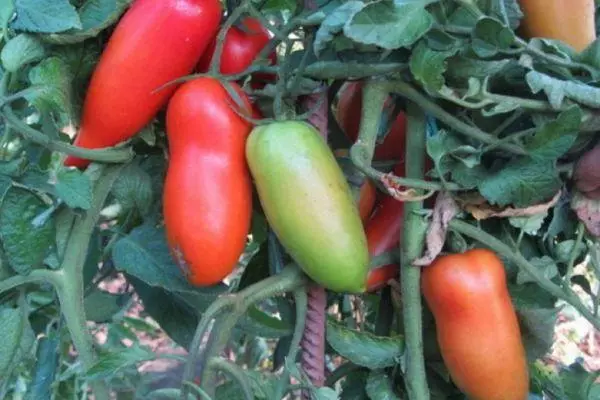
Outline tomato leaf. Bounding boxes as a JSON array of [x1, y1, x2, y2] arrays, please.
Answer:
[[86, 342, 155, 380], [11, 0, 82, 33], [479, 158, 561, 207], [517, 307, 558, 361], [111, 163, 153, 217], [517, 256, 558, 285], [112, 222, 226, 295], [508, 212, 548, 235], [0, 186, 55, 274], [525, 107, 581, 162], [43, 0, 130, 45], [55, 168, 92, 210], [409, 41, 457, 94], [0, 33, 45, 72], [365, 370, 400, 400], [26, 57, 74, 126], [526, 71, 600, 109], [326, 319, 404, 369], [84, 289, 131, 323], [344, 0, 434, 50], [0, 307, 35, 377], [340, 370, 369, 399], [215, 370, 279, 400], [314, 1, 364, 56], [471, 17, 516, 57]]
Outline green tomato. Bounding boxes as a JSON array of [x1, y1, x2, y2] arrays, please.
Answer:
[[246, 120, 369, 293]]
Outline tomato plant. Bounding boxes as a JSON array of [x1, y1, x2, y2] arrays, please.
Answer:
[[0, 1, 599, 399]]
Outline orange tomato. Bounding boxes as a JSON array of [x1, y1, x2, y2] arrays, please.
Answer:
[[421, 249, 529, 400], [518, 0, 596, 51]]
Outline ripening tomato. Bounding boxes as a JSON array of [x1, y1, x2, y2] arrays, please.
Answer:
[[335, 81, 407, 160], [518, 0, 596, 52], [197, 17, 276, 88], [163, 77, 253, 286], [364, 161, 405, 291], [422, 249, 529, 400], [574, 142, 600, 199], [64, 0, 222, 168], [246, 121, 369, 293], [357, 180, 377, 223]]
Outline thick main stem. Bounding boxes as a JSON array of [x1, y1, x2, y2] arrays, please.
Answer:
[[401, 102, 430, 400], [56, 165, 123, 400]]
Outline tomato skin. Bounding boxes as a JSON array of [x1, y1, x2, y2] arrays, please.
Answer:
[[574, 142, 600, 199], [366, 264, 398, 292], [246, 121, 369, 293], [357, 179, 377, 223], [519, 0, 596, 52], [422, 249, 529, 400], [197, 17, 276, 87], [64, 0, 222, 168], [163, 77, 253, 287], [336, 81, 406, 160]]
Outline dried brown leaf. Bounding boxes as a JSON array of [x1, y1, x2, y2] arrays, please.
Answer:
[[457, 191, 561, 220]]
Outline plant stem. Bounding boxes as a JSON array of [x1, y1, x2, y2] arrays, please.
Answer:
[[2, 106, 133, 163], [207, 358, 253, 400], [209, 2, 249, 76], [565, 221, 585, 283], [56, 164, 122, 400], [449, 219, 600, 331], [275, 288, 308, 398], [385, 80, 527, 155], [0, 269, 60, 295], [401, 102, 430, 400]]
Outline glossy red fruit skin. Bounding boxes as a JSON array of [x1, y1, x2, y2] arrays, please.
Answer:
[[163, 77, 253, 287], [364, 161, 405, 291], [574, 142, 600, 199], [421, 249, 529, 400], [64, 0, 222, 168], [336, 81, 407, 161], [197, 17, 276, 88]]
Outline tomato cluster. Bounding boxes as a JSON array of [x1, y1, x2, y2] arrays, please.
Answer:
[[65, 1, 532, 396]]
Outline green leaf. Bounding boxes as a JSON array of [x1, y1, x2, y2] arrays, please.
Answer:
[[215, 370, 278, 400], [560, 363, 600, 400], [86, 343, 155, 380], [344, 0, 434, 50], [0, 307, 35, 377], [84, 289, 131, 323], [517, 307, 558, 361], [340, 370, 369, 400], [112, 222, 226, 295], [365, 370, 400, 400], [409, 41, 457, 94], [479, 158, 561, 207], [471, 16, 516, 57], [43, 0, 131, 45], [450, 162, 488, 189], [111, 163, 153, 217], [326, 319, 404, 369], [11, 0, 81, 33], [236, 306, 294, 339], [55, 168, 92, 209], [488, 0, 523, 30], [0, 186, 55, 274], [526, 70, 600, 109], [27, 57, 73, 125], [554, 240, 586, 264], [1, 33, 45, 72], [0, 1, 15, 32], [314, 1, 364, 56], [25, 331, 60, 400], [508, 212, 548, 235], [526, 107, 581, 161], [517, 256, 559, 285], [446, 55, 511, 81]]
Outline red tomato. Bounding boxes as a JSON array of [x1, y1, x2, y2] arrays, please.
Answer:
[[197, 17, 276, 88], [163, 77, 253, 286], [422, 249, 529, 400], [64, 0, 222, 168], [357, 179, 377, 223], [364, 161, 405, 291], [335, 81, 406, 161]]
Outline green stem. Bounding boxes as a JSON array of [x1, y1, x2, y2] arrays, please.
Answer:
[[274, 288, 308, 398], [514, 37, 598, 75], [209, 2, 249, 76], [385, 80, 527, 156], [401, 102, 430, 400], [449, 219, 600, 331], [565, 222, 585, 283], [0, 269, 60, 295], [56, 164, 122, 400], [324, 362, 361, 387], [181, 266, 306, 399], [206, 359, 253, 400], [2, 107, 133, 163], [480, 128, 536, 153]]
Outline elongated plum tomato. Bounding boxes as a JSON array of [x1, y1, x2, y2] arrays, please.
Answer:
[[246, 121, 369, 293], [422, 249, 529, 400], [197, 17, 276, 89], [163, 77, 253, 286], [518, 0, 596, 52], [64, 0, 222, 168]]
